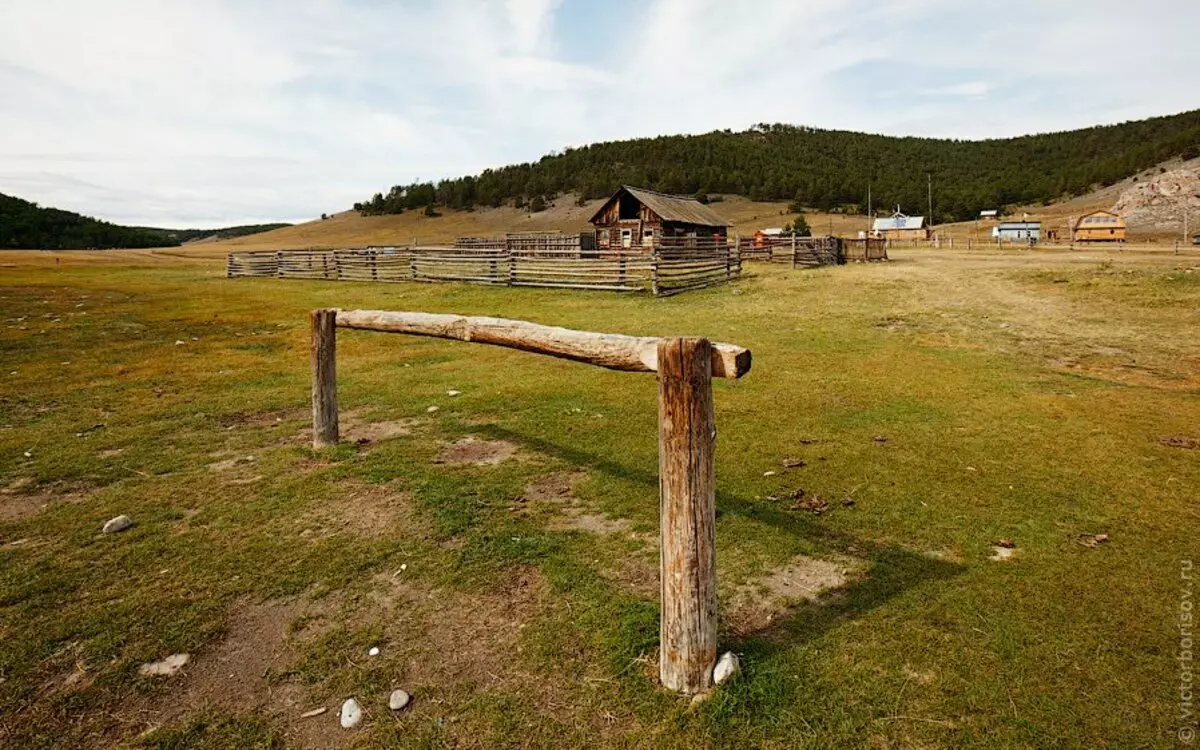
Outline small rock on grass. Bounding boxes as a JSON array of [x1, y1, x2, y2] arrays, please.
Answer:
[[389, 689, 411, 711], [713, 651, 740, 685], [139, 653, 190, 677], [1079, 533, 1110, 548], [102, 515, 133, 534], [340, 697, 363, 729]]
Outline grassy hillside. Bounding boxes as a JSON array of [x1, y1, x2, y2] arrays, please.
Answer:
[[0, 192, 289, 250], [356, 110, 1200, 223]]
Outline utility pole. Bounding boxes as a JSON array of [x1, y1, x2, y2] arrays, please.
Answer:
[[867, 181, 872, 237], [927, 173, 933, 226]]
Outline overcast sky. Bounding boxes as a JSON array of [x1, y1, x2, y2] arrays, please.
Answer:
[[2, 0, 1199, 228]]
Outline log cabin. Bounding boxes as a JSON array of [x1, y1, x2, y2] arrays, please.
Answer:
[[591, 186, 729, 251]]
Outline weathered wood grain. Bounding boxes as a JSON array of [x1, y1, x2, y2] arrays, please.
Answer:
[[334, 310, 751, 380], [657, 337, 718, 694], [310, 308, 339, 448]]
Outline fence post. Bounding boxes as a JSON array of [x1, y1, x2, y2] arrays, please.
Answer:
[[310, 308, 339, 449], [370, 250, 378, 281], [507, 249, 516, 287], [657, 337, 717, 694], [651, 250, 661, 297], [276, 251, 283, 279], [791, 232, 798, 269]]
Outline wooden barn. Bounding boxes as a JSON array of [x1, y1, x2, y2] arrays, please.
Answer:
[[871, 211, 929, 240], [1073, 210, 1127, 242], [591, 186, 729, 251]]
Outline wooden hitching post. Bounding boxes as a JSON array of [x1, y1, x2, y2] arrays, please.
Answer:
[[311, 308, 339, 448], [657, 337, 717, 694]]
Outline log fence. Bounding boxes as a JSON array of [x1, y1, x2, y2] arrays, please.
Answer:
[[228, 243, 742, 297], [309, 309, 752, 694]]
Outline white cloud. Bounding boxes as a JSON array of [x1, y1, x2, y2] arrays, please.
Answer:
[[0, 0, 1198, 227]]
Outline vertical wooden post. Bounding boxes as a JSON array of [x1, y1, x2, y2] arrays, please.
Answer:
[[311, 309, 339, 449], [657, 338, 717, 694]]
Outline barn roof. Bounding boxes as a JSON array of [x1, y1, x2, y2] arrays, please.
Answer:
[[872, 213, 926, 231], [590, 186, 729, 228]]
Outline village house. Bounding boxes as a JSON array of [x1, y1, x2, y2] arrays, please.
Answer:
[[590, 186, 729, 251], [979, 209, 999, 221], [1072, 210, 1127, 242], [871, 210, 929, 240], [993, 221, 1041, 242], [753, 227, 785, 247]]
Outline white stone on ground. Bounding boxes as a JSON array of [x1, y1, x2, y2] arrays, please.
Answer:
[[713, 651, 740, 685], [368, 646, 380, 657], [138, 653, 190, 677], [340, 697, 363, 728], [389, 689, 411, 711], [102, 515, 133, 534]]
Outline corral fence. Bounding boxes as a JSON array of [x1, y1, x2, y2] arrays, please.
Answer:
[[737, 235, 863, 266], [227, 238, 742, 297], [841, 238, 888, 262]]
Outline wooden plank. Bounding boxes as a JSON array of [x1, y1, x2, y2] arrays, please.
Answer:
[[657, 337, 717, 694], [310, 308, 339, 448], [334, 310, 751, 380]]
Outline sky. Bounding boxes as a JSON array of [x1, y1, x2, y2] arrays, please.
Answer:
[[2, 0, 1199, 228]]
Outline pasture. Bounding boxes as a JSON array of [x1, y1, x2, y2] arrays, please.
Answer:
[[1, 246, 1198, 748]]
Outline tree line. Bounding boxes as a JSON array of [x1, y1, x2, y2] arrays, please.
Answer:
[[355, 109, 1200, 223], [0, 192, 289, 249]]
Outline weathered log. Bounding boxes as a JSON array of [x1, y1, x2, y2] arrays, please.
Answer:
[[310, 308, 339, 448], [657, 337, 718, 694], [334, 310, 751, 380]]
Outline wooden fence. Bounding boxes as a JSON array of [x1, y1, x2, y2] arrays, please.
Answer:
[[453, 231, 597, 257], [841, 238, 888, 262], [737, 236, 843, 266], [309, 309, 752, 694], [227, 244, 742, 297]]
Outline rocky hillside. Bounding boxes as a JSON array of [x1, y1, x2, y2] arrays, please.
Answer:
[[1112, 158, 1200, 231]]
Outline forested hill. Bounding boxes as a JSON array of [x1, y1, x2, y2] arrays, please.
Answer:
[[0, 192, 290, 249], [356, 109, 1200, 223]]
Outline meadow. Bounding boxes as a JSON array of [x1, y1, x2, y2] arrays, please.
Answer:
[[1, 246, 1198, 748]]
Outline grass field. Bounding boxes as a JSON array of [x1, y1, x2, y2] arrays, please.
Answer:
[[2, 246, 1199, 748]]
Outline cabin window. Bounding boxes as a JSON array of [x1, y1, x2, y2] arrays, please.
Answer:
[[643, 228, 654, 247], [618, 192, 640, 220], [620, 229, 632, 248]]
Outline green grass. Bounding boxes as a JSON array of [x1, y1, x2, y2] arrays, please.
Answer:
[[1, 250, 1198, 748]]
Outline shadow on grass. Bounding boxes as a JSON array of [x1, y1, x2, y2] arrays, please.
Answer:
[[473, 423, 965, 652]]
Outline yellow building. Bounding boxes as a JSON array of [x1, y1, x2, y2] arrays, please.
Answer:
[[1073, 210, 1127, 242]]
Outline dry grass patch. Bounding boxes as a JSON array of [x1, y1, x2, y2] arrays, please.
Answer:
[[298, 481, 425, 541], [0, 480, 91, 522], [726, 554, 858, 634], [433, 437, 518, 466]]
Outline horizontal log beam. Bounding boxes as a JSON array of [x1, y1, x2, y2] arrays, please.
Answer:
[[332, 309, 751, 380]]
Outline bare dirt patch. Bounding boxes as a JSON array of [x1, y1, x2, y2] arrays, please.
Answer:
[[298, 481, 424, 540], [433, 437, 518, 466], [339, 410, 421, 445], [1160, 435, 1200, 450], [137, 596, 346, 750], [0, 482, 90, 522], [726, 554, 854, 633], [520, 472, 643, 537]]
